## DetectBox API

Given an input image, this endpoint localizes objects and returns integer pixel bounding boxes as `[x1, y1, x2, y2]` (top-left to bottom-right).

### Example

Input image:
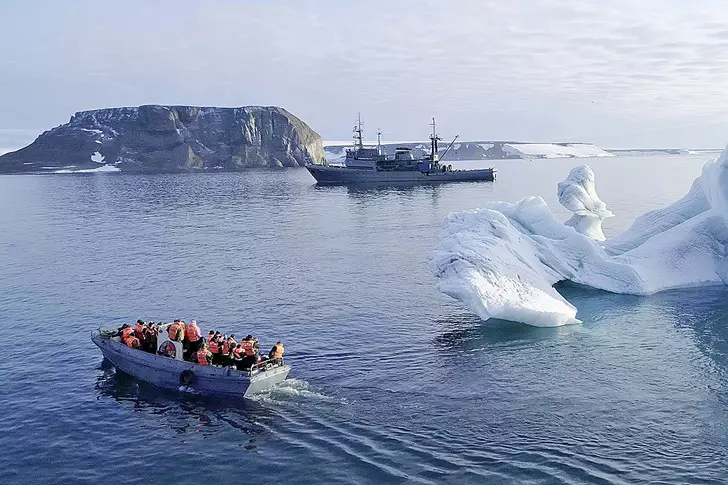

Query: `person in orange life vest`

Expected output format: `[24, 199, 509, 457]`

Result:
[186, 320, 202, 355]
[206, 330, 215, 344]
[268, 342, 284, 361]
[221, 334, 236, 366]
[240, 335, 259, 370]
[196, 342, 213, 366]
[208, 332, 221, 365]
[119, 325, 135, 345]
[125, 335, 141, 349]
[134, 319, 145, 340]
[168, 320, 184, 342]
[231, 343, 244, 370]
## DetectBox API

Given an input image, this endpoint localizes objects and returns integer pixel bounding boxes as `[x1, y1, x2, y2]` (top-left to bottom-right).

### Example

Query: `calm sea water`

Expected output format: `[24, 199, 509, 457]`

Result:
[2, 154, 727, 484]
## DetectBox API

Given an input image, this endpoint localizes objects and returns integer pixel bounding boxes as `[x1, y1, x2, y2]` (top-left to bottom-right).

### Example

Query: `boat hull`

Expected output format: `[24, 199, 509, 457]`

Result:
[92, 332, 290, 398]
[306, 165, 496, 185]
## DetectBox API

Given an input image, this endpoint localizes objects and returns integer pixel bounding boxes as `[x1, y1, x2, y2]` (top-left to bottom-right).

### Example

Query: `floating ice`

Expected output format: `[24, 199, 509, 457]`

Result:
[428, 146, 728, 327]
[557, 165, 613, 240]
[54, 164, 120, 173]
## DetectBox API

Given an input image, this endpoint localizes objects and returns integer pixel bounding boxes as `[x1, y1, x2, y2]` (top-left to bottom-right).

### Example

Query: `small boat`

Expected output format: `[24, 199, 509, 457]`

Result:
[91, 326, 291, 398]
[306, 116, 496, 185]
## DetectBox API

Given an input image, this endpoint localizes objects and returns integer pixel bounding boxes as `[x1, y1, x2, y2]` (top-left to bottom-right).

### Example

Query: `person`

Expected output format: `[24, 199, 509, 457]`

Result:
[186, 319, 202, 356]
[120, 325, 135, 344]
[240, 335, 259, 371]
[221, 334, 236, 366]
[125, 334, 141, 349]
[231, 343, 244, 370]
[206, 330, 215, 344]
[208, 332, 220, 365]
[268, 341, 284, 361]
[167, 320, 184, 342]
[134, 319, 146, 340]
[143, 322, 156, 353]
[196, 343, 212, 366]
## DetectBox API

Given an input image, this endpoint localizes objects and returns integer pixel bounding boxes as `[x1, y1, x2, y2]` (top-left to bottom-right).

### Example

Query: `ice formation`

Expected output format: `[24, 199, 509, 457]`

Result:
[557, 165, 613, 240]
[428, 146, 728, 327]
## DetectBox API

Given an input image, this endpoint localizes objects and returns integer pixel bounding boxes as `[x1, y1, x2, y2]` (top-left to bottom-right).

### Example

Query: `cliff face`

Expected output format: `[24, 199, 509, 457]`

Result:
[0, 105, 325, 173]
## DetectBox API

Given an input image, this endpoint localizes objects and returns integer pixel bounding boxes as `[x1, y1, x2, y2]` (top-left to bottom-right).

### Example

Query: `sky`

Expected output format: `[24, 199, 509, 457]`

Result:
[1, 0, 727, 151]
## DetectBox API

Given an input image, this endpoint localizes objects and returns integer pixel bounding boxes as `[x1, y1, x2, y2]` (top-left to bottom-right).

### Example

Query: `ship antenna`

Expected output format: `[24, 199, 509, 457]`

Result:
[377, 128, 382, 155]
[430, 117, 441, 162]
[353, 113, 364, 150]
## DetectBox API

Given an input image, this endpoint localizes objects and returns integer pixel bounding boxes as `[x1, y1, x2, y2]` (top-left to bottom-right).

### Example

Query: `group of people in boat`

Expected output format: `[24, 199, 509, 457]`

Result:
[115, 318, 284, 371]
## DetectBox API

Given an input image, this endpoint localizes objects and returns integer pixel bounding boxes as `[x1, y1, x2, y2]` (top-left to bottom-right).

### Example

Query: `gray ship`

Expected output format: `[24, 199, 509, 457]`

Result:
[306, 116, 496, 185]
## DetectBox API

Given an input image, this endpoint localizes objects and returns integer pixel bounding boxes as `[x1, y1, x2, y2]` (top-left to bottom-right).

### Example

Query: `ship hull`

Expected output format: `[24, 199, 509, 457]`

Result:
[306, 165, 496, 185]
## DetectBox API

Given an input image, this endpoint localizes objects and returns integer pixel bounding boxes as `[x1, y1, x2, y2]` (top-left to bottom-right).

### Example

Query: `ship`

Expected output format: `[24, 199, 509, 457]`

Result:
[306, 116, 496, 185]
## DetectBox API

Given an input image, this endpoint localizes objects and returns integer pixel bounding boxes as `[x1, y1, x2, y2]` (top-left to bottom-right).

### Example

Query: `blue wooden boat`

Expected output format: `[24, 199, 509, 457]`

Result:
[92, 328, 291, 398]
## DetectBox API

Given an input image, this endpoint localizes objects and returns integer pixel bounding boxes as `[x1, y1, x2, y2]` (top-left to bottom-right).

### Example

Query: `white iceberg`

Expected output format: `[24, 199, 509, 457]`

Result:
[428, 146, 728, 327]
[557, 165, 613, 241]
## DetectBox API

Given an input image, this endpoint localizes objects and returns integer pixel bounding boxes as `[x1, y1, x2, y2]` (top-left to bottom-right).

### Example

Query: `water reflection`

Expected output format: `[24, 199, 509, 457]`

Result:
[94, 361, 270, 442]
[433, 311, 574, 352]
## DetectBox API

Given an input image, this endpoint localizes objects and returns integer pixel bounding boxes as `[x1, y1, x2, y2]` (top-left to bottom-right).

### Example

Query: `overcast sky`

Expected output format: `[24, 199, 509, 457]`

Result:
[1, 0, 727, 150]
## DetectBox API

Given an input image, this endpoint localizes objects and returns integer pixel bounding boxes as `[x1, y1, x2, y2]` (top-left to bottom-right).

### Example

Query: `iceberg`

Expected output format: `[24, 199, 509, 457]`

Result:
[428, 146, 728, 327]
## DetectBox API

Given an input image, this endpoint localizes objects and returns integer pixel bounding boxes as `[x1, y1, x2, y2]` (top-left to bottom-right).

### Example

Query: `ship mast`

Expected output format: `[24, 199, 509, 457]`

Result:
[430, 117, 441, 162]
[353, 113, 364, 150]
[377, 128, 382, 155]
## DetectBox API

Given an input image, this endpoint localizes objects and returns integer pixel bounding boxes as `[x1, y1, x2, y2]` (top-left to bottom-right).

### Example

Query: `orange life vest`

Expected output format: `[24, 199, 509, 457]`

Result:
[126, 336, 140, 348]
[232, 346, 243, 359]
[222, 339, 234, 355]
[186, 323, 200, 342]
[241, 340, 256, 356]
[272, 343, 284, 359]
[134, 323, 145, 339]
[121, 327, 134, 340]
[197, 350, 209, 365]
[209, 340, 219, 353]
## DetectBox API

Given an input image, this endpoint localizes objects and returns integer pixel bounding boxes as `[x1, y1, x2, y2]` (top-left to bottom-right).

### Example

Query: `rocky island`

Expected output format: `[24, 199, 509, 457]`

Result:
[0, 105, 325, 173]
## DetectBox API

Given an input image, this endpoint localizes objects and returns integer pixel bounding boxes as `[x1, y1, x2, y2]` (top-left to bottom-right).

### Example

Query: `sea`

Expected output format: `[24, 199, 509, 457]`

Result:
[1, 154, 727, 484]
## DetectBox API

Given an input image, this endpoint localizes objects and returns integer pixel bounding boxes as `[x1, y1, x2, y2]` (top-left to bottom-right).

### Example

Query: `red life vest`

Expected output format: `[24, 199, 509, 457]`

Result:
[197, 350, 209, 365]
[232, 346, 243, 359]
[222, 339, 233, 355]
[134, 323, 144, 339]
[186, 323, 200, 342]
[241, 340, 256, 356]
[209, 340, 219, 353]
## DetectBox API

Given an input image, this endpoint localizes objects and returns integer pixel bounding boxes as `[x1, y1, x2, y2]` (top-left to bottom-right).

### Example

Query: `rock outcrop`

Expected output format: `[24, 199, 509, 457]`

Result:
[0, 105, 325, 173]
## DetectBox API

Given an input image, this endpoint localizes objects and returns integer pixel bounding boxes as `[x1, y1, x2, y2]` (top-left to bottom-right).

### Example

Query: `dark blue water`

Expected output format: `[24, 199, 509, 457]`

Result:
[2, 155, 728, 484]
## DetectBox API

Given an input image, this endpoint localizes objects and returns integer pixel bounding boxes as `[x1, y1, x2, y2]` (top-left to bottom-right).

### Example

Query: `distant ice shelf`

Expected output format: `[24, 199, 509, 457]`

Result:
[428, 144, 728, 327]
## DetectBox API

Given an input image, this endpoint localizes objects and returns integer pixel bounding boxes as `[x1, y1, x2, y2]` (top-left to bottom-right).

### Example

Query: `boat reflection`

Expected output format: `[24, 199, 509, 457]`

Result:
[94, 360, 272, 443]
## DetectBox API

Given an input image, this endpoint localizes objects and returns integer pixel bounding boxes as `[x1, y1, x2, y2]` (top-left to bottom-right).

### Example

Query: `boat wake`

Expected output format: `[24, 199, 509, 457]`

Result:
[429, 144, 728, 327]
[249, 379, 331, 403]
